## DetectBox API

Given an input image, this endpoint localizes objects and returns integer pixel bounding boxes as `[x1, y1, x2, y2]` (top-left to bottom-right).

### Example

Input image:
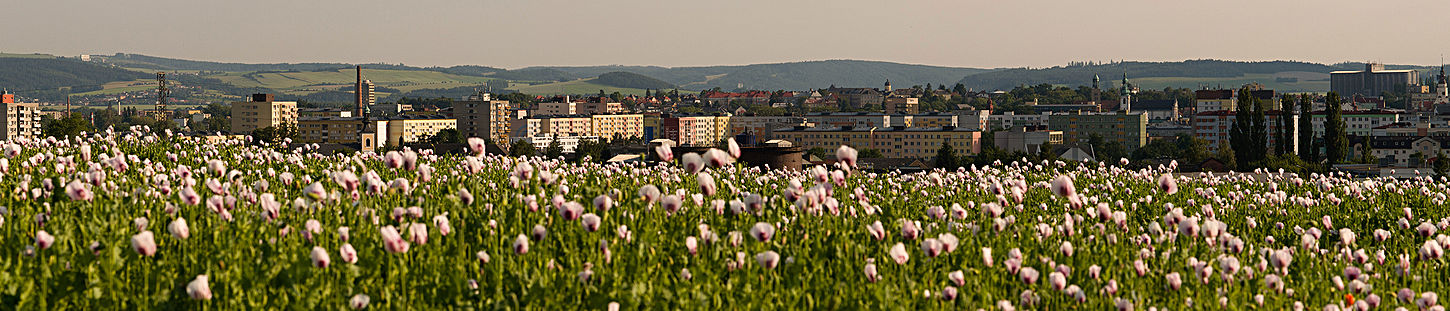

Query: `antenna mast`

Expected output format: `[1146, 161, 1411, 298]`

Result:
[155, 72, 169, 119]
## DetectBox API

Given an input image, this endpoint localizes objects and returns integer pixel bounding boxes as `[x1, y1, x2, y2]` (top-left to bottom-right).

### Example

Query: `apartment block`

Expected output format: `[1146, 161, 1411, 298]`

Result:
[1046, 112, 1148, 149]
[297, 117, 366, 144]
[1192, 110, 1299, 153]
[590, 114, 645, 141]
[230, 94, 298, 134]
[453, 93, 511, 145]
[2, 101, 41, 141]
[384, 115, 456, 145]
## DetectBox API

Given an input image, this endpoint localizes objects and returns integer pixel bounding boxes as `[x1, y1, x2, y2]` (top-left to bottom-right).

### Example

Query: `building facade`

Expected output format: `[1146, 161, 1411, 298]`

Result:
[884, 97, 920, 115]
[297, 117, 366, 144]
[230, 94, 298, 134]
[1331, 63, 1420, 98]
[774, 126, 982, 159]
[994, 127, 1064, 154]
[2, 101, 41, 141]
[453, 93, 511, 145]
[1046, 112, 1148, 148]
[590, 114, 645, 141]
[384, 115, 456, 145]
[1192, 110, 1299, 153]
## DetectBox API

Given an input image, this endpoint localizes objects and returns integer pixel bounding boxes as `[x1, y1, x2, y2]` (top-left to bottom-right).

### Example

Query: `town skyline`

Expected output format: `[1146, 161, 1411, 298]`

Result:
[5, 0, 1450, 69]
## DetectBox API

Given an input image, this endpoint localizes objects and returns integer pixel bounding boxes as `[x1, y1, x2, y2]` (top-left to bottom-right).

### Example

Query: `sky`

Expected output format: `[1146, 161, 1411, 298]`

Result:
[4, 0, 1450, 69]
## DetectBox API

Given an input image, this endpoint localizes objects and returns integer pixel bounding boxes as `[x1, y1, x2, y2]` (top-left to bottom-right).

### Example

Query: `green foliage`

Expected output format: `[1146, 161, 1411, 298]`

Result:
[251, 125, 297, 145]
[509, 140, 537, 157]
[544, 139, 564, 159]
[1324, 92, 1348, 166]
[859, 149, 884, 159]
[1276, 96, 1294, 156]
[490, 68, 576, 82]
[1297, 94, 1317, 162]
[805, 147, 828, 161]
[0, 58, 149, 100]
[42, 114, 94, 138]
[573, 139, 611, 163]
[419, 128, 465, 146]
[934, 141, 958, 169]
[1437, 151, 1449, 177]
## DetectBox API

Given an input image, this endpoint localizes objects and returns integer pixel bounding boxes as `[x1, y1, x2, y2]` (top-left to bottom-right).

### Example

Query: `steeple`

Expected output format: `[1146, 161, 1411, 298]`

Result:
[884, 80, 892, 92]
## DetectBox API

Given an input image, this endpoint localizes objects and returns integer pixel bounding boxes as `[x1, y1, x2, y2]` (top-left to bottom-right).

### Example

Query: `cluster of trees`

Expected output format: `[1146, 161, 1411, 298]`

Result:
[251, 125, 297, 145]
[1223, 91, 1359, 173]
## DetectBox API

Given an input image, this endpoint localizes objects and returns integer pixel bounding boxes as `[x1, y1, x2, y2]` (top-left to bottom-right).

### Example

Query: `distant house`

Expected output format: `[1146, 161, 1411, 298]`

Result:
[1134, 99, 1180, 121]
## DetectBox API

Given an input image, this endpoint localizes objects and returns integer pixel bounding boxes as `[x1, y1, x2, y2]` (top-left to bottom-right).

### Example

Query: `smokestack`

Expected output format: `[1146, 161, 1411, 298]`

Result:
[356, 65, 363, 117]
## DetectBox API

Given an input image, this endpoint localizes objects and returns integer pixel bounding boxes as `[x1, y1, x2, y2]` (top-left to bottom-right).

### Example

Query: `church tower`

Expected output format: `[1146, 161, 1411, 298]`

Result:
[1119, 73, 1134, 112]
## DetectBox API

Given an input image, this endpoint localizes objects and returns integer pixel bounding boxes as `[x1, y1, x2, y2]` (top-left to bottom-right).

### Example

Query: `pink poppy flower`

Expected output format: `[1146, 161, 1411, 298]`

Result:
[697, 173, 717, 196]
[131, 231, 157, 256]
[755, 251, 780, 269]
[593, 195, 612, 212]
[459, 188, 474, 205]
[949, 270, 965, 286]
[864, 261, 879, 282]
[727, 138, 741, 159]
[655, 144, 674, 162]
[311, 246, 331, 268]
[920, 238, 944, 257]
[408, 223, 428, 245]
[168, 217, 190, 239]
[661, 195, 683, 214]
[1158, 174, 1177, 195]
[65, 180, 93, 201]
[1020, 267, 1039, 284]
[836, 145, 858, 169]
[513, 234, 530, 255]
[467, 137, 486, 156]
[581, 213, 601, 232]
[681, 153, 703, 173]
[867, 221, 886, 240]
[1166, 272, 1183, 290]
[35, 230, 55, 249]
[380, 226, 409, 253]
[339, 243, 358, 264]
[349, 294, 370, 309]
[750, 222, 775, 242]
[685, 236, 699, 255]
[889, 243, 910, 264]
[186, 275, 212, 300]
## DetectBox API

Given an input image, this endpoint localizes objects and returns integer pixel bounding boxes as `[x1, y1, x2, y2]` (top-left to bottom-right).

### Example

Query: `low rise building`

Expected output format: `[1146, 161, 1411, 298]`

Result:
[298, 108, 353, 118]
[804, 112, 893, 128]
[987, 112, 1049, 131]
[884, 97, 919, 114]
[774, 125, 982, 159]
[994, 126, 1063, 154]
[512, 134, 600, 154]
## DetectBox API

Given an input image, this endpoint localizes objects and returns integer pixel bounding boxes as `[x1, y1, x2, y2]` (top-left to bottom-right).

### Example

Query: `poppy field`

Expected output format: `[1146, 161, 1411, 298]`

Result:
[4, 128, 1450, 310]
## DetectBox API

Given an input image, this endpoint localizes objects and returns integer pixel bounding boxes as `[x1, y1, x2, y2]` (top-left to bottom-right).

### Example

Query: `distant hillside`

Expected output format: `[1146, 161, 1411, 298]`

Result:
[490, 68, 574, 82]
[957, 60, 1339, 91]
[0, 57, 150, 97]
[525, 60, 993, 91]
[94, 53, 505, 77]
[594, 71, 675, 89]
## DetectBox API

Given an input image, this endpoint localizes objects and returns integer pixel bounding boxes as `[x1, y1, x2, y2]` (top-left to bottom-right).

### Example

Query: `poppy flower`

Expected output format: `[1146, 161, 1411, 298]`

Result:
[168, 217, 190, 239]
[311, 246, 331, 268]
[186, 275, 212, 300]
[339, 243, 358, 264]
[131, 231, 157, 256]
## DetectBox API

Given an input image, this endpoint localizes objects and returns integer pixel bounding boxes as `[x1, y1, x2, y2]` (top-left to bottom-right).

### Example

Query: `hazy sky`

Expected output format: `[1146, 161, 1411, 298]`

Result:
[5, 0, 1449, 69]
